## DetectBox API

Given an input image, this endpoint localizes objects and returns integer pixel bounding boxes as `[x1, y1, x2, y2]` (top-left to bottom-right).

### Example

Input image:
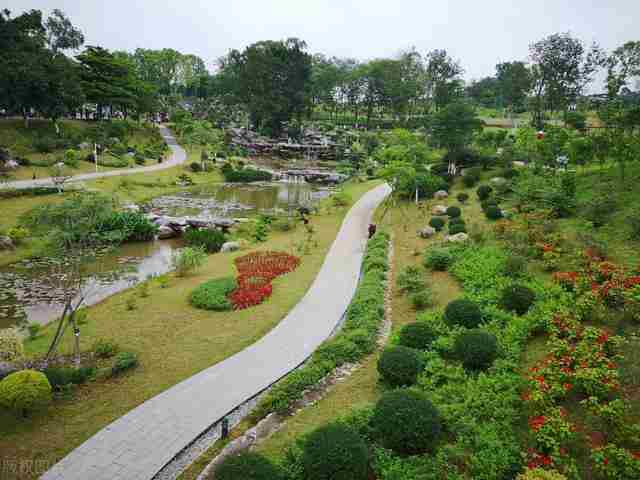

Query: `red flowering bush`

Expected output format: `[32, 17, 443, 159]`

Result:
[591, 443, 640, 479]
[229, 252, 300, 309]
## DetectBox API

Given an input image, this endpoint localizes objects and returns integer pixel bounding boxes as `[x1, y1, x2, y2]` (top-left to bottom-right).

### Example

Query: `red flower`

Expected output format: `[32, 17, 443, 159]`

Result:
[563, 383, 573, 392]
[633, 452, 640, 460]
[529, 415, 546, 431]
[603, 458, 609, 466]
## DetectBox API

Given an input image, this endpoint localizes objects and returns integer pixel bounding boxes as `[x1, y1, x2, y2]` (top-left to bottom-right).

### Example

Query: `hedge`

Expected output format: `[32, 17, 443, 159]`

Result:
[253, 231, 390, 418]
[190, 277, 237, 311]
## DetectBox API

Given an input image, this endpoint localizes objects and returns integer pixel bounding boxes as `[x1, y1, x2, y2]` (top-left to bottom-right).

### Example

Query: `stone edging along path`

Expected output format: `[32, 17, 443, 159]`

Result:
[1, 125, 186, 190]
[40, 182, 392, 480]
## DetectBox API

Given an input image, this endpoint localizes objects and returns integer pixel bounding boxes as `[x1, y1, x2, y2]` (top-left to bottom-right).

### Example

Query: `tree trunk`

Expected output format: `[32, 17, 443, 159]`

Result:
[46, 302, 70, 359]
[23, 109, 30, 129]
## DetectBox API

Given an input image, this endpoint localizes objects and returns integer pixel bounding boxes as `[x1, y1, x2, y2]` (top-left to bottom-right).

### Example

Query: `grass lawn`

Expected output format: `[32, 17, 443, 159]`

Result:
[0, 179, 380, 480]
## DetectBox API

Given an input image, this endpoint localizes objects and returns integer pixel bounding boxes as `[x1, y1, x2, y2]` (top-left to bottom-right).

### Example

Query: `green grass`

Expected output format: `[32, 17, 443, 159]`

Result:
[0, 179, 380, 480]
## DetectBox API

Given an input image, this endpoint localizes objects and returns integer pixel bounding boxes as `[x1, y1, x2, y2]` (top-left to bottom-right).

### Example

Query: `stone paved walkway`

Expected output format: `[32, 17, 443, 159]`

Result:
[1, 125, 186, 190]
[40, 183, 391, 480]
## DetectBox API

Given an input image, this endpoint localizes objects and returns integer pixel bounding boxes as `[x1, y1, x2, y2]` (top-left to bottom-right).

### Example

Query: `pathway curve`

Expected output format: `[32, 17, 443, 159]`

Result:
[41, 182, 391, 480]
[1, 126, 186, 190]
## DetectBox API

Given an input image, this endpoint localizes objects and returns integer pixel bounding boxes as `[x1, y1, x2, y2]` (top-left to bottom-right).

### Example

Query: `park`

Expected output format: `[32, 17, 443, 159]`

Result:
[1, 3, 640, 480]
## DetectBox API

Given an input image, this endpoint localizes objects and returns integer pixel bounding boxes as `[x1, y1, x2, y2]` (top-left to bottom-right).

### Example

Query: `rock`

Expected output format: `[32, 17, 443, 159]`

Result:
[431, 205, 448, 216]
[0, 361, 17, 380]
[434, 190, 449, 200]
[157, 225, 177, 240]
[233, 217, 251, 223]
[0, 236, 14, 250]
[491, 177, 507, 186]
[122, 204, 140, 212]
[186, 218, 211, 229]
[221, 241, 240, 253]
[418, 226, 436, 238]
[445, 233, 469, 243]
[78, 142, 91, 150]
[513, 161, 526, 168]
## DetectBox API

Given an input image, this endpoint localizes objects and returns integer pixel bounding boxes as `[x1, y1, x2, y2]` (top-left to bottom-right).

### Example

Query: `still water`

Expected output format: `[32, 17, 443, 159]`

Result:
[0, 181, 329, 328]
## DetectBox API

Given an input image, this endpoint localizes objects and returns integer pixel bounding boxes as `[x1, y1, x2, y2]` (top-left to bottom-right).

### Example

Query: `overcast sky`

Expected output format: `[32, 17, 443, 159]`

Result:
[6, 0, 640, 82]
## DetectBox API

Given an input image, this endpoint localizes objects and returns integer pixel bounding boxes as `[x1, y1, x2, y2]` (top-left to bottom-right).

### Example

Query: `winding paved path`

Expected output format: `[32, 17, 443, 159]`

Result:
[1, 126, 186, 190]
[41, 182, 391, 480]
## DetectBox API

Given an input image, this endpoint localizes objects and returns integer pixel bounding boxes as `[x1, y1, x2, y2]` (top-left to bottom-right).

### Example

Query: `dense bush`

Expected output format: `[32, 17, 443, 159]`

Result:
[504, 256, 527, 278]
[584, 197, 616, 228]
[0, 370, 52, 415]
[97, 211, 159, 242]
[93, 339, 119, 358]
[476, 185, 493, 200]
[428, 217, 446, 231]
[315, 337, 361, 364]
[423, 247, 454, 271]
[444, 299, 483, 328]
[462, 167, 482, 187]
[44, 366, 95, 390]
[221, 164, 272, 183]
[454, 330, 498, 370]
[215, 452, 284, 480]
[410, 289, 433, 310]
[372, 390, 442, 455]
[377, 345, 423, 387]
[457, 192, 469, 203]
[480, 198, 499, 211]
[190, 162, 202, 172]
[111, 352, 138, 375]
[500, 284, 536, 315]
[273, 217, 295, 232]
[184, 228, 226, 253]
[0, 328, 24, 362]
[516, 469, 568, 480]
[301, 423, 369, 480]
[396, 265, 424, 294]
[190, 277, 237, 311]
[399, 322, 436, 350]
[446, 206, 461, 218]
[449, 217, 466, 226]
[449, 223, 467, 235]
[485, 206, 503, 220]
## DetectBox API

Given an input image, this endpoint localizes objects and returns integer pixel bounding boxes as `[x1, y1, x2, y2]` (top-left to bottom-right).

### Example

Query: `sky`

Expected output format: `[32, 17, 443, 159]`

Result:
[5, 0, 640, 83]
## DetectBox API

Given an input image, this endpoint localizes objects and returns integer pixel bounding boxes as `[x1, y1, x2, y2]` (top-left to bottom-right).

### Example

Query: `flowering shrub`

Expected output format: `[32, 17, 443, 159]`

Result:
[230, 251, 300, 309]
[591, 444, 640, 479]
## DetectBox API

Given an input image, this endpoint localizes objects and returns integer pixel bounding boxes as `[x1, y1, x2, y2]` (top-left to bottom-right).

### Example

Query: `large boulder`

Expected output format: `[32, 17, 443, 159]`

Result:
[418, 226, 437, 239]
[431, 205, 448, 216]
[445, 233, 469, 243]
[490, 177, 507, 186]
[221, 241, 240, 253]
[157, 225, 177, 240]
[434, 190, 449, 200]
[0, 236, 14, 250]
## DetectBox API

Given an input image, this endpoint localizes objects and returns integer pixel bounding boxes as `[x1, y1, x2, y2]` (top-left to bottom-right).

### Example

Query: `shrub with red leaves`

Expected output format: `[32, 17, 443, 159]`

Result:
[229, 252, 300, 310]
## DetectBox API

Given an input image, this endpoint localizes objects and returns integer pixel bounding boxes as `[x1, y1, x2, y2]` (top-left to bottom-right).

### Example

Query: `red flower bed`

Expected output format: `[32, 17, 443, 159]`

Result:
[229, 251, 300, 310]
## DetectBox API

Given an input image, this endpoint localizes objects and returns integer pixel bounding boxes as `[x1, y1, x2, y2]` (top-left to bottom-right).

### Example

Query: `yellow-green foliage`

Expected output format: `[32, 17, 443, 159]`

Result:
[0, 328, 24, 362]
[516, 468, 567, 480]
[0, 370, 52, 415]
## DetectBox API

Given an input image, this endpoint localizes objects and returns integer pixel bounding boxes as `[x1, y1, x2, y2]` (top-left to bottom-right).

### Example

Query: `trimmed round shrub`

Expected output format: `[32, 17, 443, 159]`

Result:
[457, 193, 469, 203]
[372, 390, 442, 455]
[516, 468, 568, 480]
[444, 299, 483, 328]
[190, 162, 203, 172]
[377, 346, 423, 387]
[111, 351, 138, 375]
[500, 284, 536, 315]
[301, 423, 369, 480]
[429, 217, 446, 231]
[0, 370, 52, 415]
[399, 322, 436, 350]
[93, 339, 119, 358]
[423, 247, 454, 271]
[396, 265, 424, 294]
[502, 167, 518, 179]
[454, 330, 498, 370]
[190, 277, 237, 311]
[481, 198, 499, 211]
[410, 290, 432, 310]
[476, 185, 493, 200]
[504, 256, 527, 278]
[216, 452, 284, 480]
[446, 206, 461, 218]
[448, 223, 467, 235]
[449, 217, 466, 226]
[316, 338, 361, 365]
[485, 206, 503, 220]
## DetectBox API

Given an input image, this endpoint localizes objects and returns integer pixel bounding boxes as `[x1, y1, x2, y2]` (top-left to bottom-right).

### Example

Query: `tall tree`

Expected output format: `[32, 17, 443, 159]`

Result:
[429, 102, 482, 171]
[529, 33, 603, 128]
[45, 9, 84, 53]
[222, 38, 312, 135]
[606, 41, 640, 98]
[496, 61, 532, 113]
[424, 49, 464, 111]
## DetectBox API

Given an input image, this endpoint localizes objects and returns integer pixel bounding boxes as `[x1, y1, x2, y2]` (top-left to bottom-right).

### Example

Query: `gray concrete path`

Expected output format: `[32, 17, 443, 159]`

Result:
[41, 182, 391, 480]
[1, 126, 186, 190]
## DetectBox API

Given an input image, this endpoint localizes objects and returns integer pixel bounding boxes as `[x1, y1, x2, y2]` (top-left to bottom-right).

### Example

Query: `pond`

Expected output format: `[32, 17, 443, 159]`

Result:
[0, 181, 330, 329]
